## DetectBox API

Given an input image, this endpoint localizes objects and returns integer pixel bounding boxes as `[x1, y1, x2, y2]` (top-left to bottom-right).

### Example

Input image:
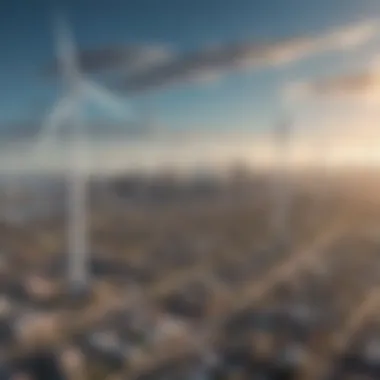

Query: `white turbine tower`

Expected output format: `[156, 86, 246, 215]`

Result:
[272, 116, 293, 249]
[34, 9, 133, 297]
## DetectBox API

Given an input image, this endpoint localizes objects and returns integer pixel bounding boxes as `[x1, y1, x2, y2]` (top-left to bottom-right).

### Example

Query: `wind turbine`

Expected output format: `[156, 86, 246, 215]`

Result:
[33, 9, 134, 297]
[272, 116, 293, 250]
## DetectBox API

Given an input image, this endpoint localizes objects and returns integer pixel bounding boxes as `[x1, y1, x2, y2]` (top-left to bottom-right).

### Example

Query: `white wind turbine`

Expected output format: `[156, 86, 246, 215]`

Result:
[272, 116, 293, 249]
[33, 9, 134, 296]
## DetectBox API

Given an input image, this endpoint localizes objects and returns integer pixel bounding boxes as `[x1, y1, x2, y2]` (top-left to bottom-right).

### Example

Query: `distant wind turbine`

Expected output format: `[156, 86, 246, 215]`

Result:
[272, 116, 293, 249]
[33, 9, 134, 296]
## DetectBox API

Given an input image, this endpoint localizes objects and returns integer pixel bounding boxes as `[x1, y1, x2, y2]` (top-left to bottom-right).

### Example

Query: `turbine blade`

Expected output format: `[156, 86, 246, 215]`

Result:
[82, 80, 134, 119]
[32, 97, 75, 162]
[53, 8, 80, 90]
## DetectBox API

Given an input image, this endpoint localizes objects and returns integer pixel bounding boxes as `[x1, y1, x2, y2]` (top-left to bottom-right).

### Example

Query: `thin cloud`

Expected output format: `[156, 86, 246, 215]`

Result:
[54, 18, 380, 93]
[118, 19, 380, 93]
[282, 50, 380, 102]
[47, 44, 175, 76]
[285, 70, 380, 103]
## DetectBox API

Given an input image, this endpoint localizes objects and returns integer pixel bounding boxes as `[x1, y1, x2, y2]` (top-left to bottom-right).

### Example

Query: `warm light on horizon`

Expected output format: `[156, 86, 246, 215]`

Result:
[1, 128, 380, 175]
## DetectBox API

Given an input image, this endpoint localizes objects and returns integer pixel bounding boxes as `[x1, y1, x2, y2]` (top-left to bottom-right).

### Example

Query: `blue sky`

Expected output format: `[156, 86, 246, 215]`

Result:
[1, 0, 380, 142]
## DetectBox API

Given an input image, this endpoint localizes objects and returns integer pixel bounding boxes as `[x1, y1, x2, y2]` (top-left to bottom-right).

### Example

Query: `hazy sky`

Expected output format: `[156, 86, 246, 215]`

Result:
[2, 0, 380, 170]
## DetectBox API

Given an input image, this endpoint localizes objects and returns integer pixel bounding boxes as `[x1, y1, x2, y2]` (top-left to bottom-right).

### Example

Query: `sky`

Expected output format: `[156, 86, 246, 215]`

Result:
[2, 0, 380, 172]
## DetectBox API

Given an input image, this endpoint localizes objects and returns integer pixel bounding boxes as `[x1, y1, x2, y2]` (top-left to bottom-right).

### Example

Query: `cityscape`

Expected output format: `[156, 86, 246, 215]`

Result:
[3, 0, 380, 379]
